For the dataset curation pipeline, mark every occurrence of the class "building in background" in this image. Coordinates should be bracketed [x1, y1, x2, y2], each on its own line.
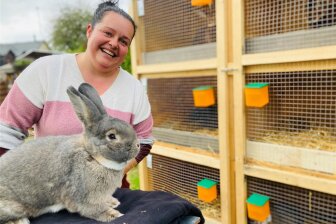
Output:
[0, 41, 58, 104]
[0, 41, 51, 65]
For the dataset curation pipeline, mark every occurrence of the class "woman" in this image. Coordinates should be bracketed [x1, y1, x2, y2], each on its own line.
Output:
[0, 0, 154, 188]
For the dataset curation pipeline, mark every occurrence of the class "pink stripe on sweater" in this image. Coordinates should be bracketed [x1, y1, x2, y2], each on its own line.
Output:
[134, 115, 153, 138]
[35, 101, 82, 137]
[36, 101, 134, 137]
[105, 107, 133, 124]
[0, 83, 42, 133]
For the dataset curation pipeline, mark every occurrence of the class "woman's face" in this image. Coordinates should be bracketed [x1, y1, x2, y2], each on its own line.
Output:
[86, 11, 134, 73]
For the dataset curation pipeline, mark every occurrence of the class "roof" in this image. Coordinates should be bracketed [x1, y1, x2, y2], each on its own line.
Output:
[0, 41, 50, 56]
[16, 49, 60, 60]
[0, 49, 59, 75]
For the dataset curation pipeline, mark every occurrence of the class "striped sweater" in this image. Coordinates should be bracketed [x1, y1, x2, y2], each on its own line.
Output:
[0, 54, 154, 161]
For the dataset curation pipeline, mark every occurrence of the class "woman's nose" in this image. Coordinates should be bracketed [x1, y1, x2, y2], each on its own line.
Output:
[109, 37, 119, 49]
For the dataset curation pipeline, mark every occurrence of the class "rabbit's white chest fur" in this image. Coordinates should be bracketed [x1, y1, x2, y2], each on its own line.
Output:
[39, 204, 64, 215]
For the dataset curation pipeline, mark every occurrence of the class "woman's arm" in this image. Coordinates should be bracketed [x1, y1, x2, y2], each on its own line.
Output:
[0, 83, 42, 150]
[0, 58, 46, 150]
[124, 144, 152, 174]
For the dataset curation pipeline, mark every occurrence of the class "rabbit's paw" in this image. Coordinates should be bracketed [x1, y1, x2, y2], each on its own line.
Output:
[107, 197, 120, 208]
[6, 218, 30, 224]
[98, 208, 123, 222]
[106, 207, 123, 218]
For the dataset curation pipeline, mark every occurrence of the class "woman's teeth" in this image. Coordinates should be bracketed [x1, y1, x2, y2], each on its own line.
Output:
[101, 48, 115, 57]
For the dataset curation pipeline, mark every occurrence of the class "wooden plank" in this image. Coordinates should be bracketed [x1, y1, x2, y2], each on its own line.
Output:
[137, 58, 217, 74]
[216, 0, 233, 223]
[153, 127, 219, 153]
[242, 45, 336, 66]
[138, 160, 150, 190]
[245, 25, 336, 54]
[140, 69, 216, 79]
[231, 0, 247, 223]
[130, 0, 142, 79]
[226, 1, 236, 222]
[246, 141, 336, 175]
[131, 0, 149, 190]
[245, 59, 336, 73]
[151, 142, 220, 169]
[143, 43, 216, 64]
[244, 163, 336, 195]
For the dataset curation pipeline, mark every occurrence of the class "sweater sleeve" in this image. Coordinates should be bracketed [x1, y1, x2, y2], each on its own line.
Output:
[135, 144, 152, 163]
[132, 80, 155, 144]
[0, 58, 45, 150]
[132, 79, 155, 163]
[0, 83, 43, 149]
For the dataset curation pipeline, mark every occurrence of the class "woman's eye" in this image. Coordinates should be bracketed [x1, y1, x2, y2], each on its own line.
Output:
[120, 39, 128, 46]
[107, 133, 116, 140]
[104, 31, 112, 37]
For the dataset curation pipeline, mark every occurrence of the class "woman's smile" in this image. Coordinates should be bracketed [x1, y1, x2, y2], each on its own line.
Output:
[100, 47, 117, 58]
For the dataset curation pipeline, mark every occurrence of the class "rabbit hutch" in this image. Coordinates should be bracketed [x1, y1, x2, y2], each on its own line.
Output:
[130, 0, 336, 224]
[237, 0, 336, 223]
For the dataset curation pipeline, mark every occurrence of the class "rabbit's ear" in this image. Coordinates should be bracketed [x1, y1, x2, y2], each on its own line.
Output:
[67, 86, 102, 127]
[78, 83, 107, 116]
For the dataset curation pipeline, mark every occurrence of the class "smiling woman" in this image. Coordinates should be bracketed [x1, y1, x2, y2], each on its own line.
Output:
[0, 0, 154, 191]
[80, 10, 135, 81]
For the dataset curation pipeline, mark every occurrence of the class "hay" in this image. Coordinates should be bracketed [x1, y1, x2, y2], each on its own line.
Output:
[261, 128, 336, 152]
[193, 128, 218, 136]
[179, 193, 221, 220]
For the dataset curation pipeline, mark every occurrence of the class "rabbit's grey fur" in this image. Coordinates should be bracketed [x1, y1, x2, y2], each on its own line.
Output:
[0, 83, 139, 224]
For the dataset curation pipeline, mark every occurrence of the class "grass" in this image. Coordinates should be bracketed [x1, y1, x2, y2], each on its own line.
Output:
[127, 167, 140, 190]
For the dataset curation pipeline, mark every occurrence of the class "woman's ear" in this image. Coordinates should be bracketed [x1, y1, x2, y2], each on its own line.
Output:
[86, 24, 93, 39]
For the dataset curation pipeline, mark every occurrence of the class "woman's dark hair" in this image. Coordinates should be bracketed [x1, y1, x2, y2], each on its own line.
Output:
[92, 0, 137, 38]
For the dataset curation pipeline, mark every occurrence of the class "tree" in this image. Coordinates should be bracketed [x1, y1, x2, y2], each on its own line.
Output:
[51, 8, 92, 52]
[121, 51, 132, 73]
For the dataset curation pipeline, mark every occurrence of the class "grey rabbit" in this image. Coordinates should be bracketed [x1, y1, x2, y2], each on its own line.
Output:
[0, 83, 140, 224]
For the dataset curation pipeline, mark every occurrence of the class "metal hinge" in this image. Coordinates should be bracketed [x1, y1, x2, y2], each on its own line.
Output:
[221, 68, 238, 74]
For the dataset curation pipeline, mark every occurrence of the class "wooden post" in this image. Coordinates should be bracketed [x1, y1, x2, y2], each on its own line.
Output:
[231, 0, 247, 224]
[216, 0, 234, 223]
[130, 0, 150, 191]
[130, 0, 144, 79]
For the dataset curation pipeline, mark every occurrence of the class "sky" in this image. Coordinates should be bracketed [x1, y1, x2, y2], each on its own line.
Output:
[0, 0, 132, 44]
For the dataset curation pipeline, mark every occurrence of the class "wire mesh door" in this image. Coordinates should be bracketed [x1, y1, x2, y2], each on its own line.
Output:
[247, 176, 336, 224]
[139, 0, 217, 63]
[245, 70, 336, 151]
[245, 0, 336, 53]
[148, 154, 221, 220]
[147, 76, 219, 152]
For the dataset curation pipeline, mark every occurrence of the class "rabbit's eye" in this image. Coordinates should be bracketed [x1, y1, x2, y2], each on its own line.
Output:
[107, 133, 116, 140]
[106, 130, 117, 141]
